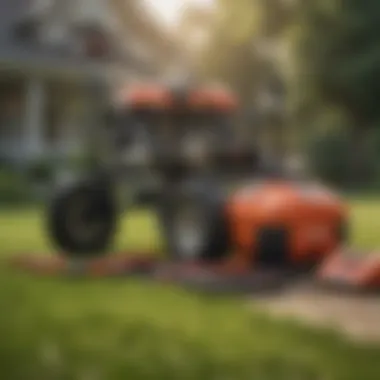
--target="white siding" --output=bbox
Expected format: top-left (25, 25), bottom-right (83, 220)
top-left (72, 0), bottom-right (115, 27)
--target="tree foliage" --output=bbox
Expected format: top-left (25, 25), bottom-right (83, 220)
top-left (197, 0), bottom-right (262, 98)
top-left (197, 0), bottom-right (294, 101)
top-left (192, 0), bottom-right (380, 185)
top-left (290, 0), bottom-right (380, 185)
top-left (292, 0), bottom-right (380, 126)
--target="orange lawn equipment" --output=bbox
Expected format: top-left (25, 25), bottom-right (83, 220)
top-left (118, 84), bottom-right (173, 110)
top-left (9, 82), bottom-right (380, 294)
top-left (116, 83), bottom-right (238, 112)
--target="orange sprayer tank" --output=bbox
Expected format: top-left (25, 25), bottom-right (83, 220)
top-left (226, 180), bottom-right (348, 266)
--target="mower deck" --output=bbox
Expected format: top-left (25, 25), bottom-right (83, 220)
top-left (8, 252), bottom-right (297, 294)
top-left (6, 249), bottom-right (380, 293)
top-left (7, 248), bottom-right (380, 294)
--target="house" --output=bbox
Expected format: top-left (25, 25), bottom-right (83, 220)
top-left (0, 0), bottom-right (180, 166)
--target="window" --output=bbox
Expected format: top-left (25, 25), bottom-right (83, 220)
top-left (75, 25), bottom-right (110, 59)
top-left (85, 29), bottom-right (109, 57)
top-left (12, 17), bottom-right (39, 43)
top-left (0, 81), bottom-right (25, 160)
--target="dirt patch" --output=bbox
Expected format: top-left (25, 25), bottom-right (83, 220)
top-left (250, 282), bottom-right (380, 342)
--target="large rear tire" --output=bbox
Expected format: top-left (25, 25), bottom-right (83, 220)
top-left (47, 181), bottom-right (117, 258)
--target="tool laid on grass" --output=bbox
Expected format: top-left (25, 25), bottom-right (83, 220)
top-left (10, 81), bottom-right (380, 294)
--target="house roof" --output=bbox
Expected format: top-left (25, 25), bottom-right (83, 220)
top-left (0, 0), bottom-right (182, 81)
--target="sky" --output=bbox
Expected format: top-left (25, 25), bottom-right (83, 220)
top-left (144, 0), bottom-right (214, 27)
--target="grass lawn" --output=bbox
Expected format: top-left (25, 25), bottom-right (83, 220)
top-left (1, 198), bottom-right (380, 379)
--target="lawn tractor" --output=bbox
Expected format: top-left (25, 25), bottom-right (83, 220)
top-left (12, 81), bottom-right (380, 293)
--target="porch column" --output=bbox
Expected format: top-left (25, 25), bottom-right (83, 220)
top-left (24, 77), bottom-right (45, 159)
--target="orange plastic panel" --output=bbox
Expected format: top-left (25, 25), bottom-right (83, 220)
top-left (188, 87), bottom-right (238, 111)
top-left (226, 181), bottom-right (347, 265)
top-left (119, 85), bottom-right (173, 110)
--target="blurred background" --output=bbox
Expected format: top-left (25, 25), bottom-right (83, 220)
top-left (2, 0), bottom-right (380, 206)
top-left (1, 1), bottom-right (380, 379)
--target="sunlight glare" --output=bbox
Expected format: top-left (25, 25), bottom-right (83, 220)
top-left (144, 0), bottom-right (213, 26)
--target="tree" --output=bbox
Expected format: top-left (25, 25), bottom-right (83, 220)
top-left (291, 0), bottom-right (380, 184)
top-left (197, 0), bottom-right (262, 97)
top-left (198, 0), bottom-right (295, 86)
